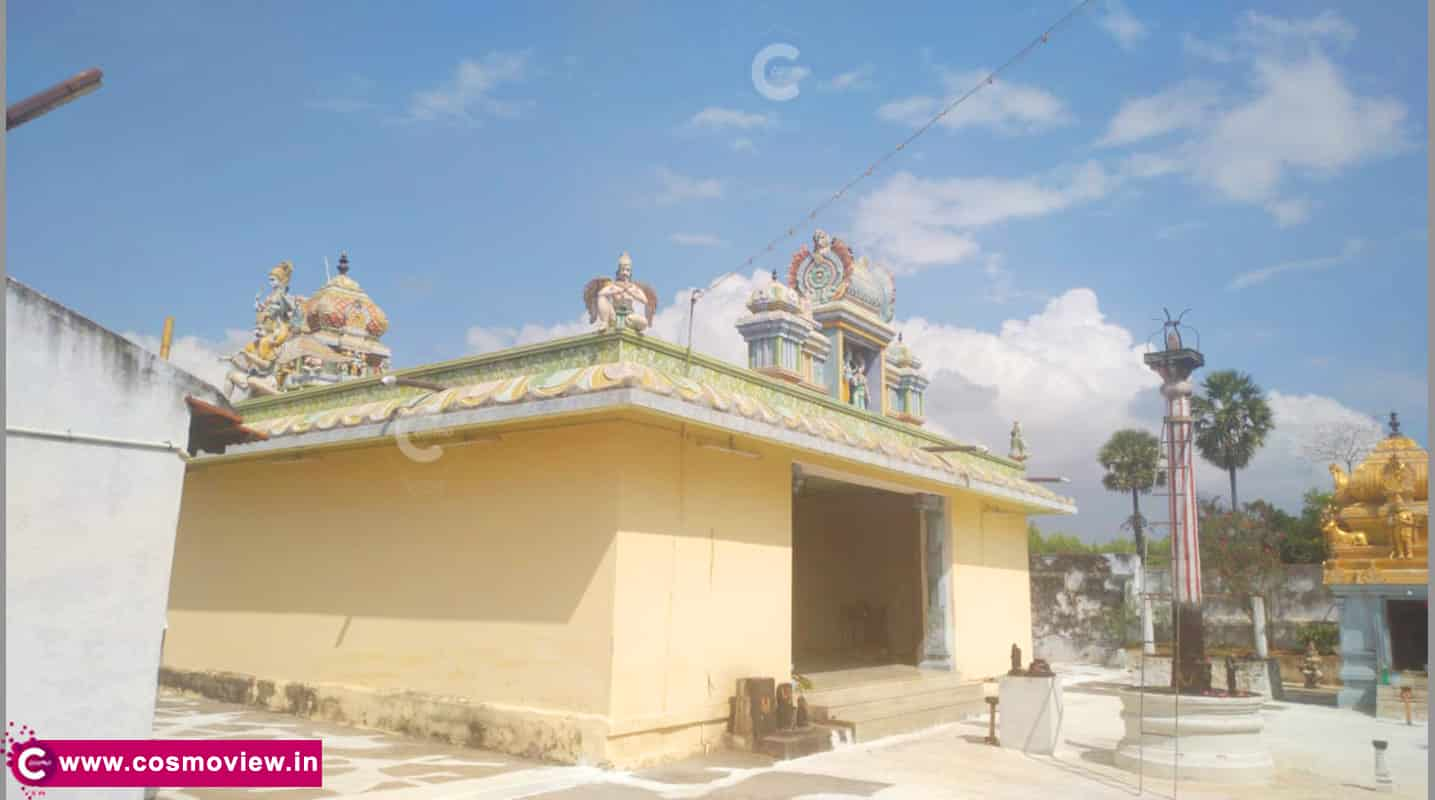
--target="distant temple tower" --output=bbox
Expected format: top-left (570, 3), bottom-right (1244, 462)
top-left (736, 230), bottom-right (927, 425)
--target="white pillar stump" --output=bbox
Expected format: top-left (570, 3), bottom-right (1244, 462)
top-left (1251, 595), bottom-right (1269, 658)
top-left (1114, 689), bottom-right (1273, 783)
top-left (998, 675), bottom-right (1063, 755)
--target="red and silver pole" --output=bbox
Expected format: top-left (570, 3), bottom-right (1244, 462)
top-left (1144, 327), bottom-right (1208, 692)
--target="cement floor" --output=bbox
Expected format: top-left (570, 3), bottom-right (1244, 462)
top-left (152, 665), bottom-right (1428, 799)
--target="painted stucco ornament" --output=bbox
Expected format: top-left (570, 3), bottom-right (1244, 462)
top-left (844, 354), bottom-right (869, 410)
top-left (789, 229), bottom-right (854, 305)
top-left (584, 252), bottom-right (658, 333)
top-left (224, 253), bottom-right (392, 399)
top-left (225, 261), bottom-right (300, 397)
top-left (1008, 421), bottom-right (1029, 463)
top-left (1322, 412), bottom-right (1428, 586)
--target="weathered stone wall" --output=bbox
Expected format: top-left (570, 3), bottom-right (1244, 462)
top-left (1030, 554), bottom-right (1338, 664)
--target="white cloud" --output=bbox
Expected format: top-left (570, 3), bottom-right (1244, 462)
top-left (670, 233), bottom-right (726, 248)
top-left (1101, 12), bottom-right (1410, 225)
top-left (826, 65), bottom-right (875, 92)
top-left (655, 167), bottom-right (725, 205)
top-left (878, 68), bottom-right (1073, 135)
top-left (1227, 237), bottom-right (1363, 290)
top-left (852, 162), bottom-right (1117, 272)
top-left (465, 271), bottom-right (767, 366)
top-left (122, 329), bottom-right (252, 391)
top-left (688, 107), bottom-right (772, 130)
top-left (407, 52), bottom-right (531, 125)
top-left (1238, 10), bottom-right (1357, 48)
top-left (1097, 81), bottom-right (1220, 147)
top-left (731, 137), bottom-right (757, 154)
top-left (466, 319), bottom-right (592, 354)
top-left (1187, 53), bottom-right (1408, 219)
top-left (1118, 152), bottom-right (1185, 179)
top-left (1181, 32), bottom-right (1235, 64)
top-left (1099, 0), bottom-right (1148, 49)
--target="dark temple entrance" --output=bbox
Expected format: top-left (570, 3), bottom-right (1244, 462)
top-left (1387, 599), bottom-right (1428, 672)
top-left (791, 467), bottom-right (923, 674)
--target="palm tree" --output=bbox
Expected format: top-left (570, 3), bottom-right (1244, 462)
top-left (1191, 370), bottom-right (1275, 511)
top-left (1098, 429), bottom-right (1165, 564)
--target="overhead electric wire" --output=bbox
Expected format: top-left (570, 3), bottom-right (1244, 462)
top-left (680, 0), bottom-right (1095, 361)
top-left (728, 0), bottom-right (1096, 275)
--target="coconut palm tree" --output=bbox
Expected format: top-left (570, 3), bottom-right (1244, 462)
top-left (1098, 429), bottom-right (1165, 564)
top-left (1191, 370), bottom-right (1275, 511)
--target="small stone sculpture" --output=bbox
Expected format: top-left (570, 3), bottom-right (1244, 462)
top-left (1008, 421), bottom-right (1028, 462)
top-left (1009, 643), bottom-right (1023, 675)
top-left (1027, 659), bottom-right (1054, 677)
top-left (1301, 641), bottom-right (1323, 689)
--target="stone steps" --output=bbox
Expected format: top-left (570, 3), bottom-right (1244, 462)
top-left (1376, 678), bottom-right (1428, 723)
top-left (804, 667), bottom-right (984, 743)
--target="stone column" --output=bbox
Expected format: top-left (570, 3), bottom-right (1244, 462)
top-left (1251, 595), bottom-right (1269, 659)
top-left (917, 493), bottom-right (953, 671)
top-left (1335, 588), bottom-right (1380, 713)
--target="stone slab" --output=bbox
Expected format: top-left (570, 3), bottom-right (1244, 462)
top-left (997, 675), bottom-right (1063, 755)
top-left (755, 726), bottom-right (838, 760)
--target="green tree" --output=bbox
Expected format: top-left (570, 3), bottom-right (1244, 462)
top-left (1098, 429), bottom-right (1165, 567)
top-left (1281, 489), bottom-right (1333, 564)
top-left (1199, 502), bottom-right (1283, 625)
top-left (1192, 370), bottom-right (1275, 510)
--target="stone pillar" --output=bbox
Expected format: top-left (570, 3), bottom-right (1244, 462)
top-left (917, 493), bottom-right (953, 671)
top-left (1251, 595), bottom-right (1269, 659)
top-left (1141, 579), bottom-right (1156, 656)
top-left (1335, 588), bottom-right (1380, 713)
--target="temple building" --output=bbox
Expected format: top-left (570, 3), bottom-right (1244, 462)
top-left (1322, 414), bottom-right (1428, 717)
top-left (160, 234), bottom-right (1076, 767)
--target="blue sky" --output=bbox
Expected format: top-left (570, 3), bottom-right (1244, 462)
top-left (9, 1), bottom-right (1428, 539)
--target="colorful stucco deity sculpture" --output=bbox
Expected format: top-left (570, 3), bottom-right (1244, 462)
top-left (1009, 421), bottom-right (1029, 463)
top-left (224, 253), bottom-right (392, 400)
top-left (584, 252), bottom-right (658, 333)
top-left (844, 354), bottom-right (868, 410)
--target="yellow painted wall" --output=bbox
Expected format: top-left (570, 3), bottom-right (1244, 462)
top-left (164, 423), bottom-right (623, 716)
top-left (606, 423), bottom-right (793, 753)
top-left (792, 491), bottom-right (921, 665)
top-left (165, 407), bottom-right (1045, 763)
top-left (947, 493), bottom-right (1034, 680)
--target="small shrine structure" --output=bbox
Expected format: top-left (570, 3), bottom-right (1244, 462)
top-left (736, 230), bottom-right (927, 424)
top-left (223, 252), bottom-right (391, 398)
top-left (161, 236), bottom-right (1075, 769)
top-left (1322, 412), bottom-right (1428, 714)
